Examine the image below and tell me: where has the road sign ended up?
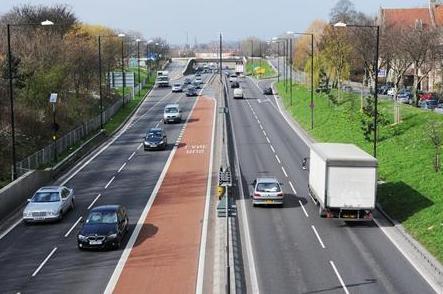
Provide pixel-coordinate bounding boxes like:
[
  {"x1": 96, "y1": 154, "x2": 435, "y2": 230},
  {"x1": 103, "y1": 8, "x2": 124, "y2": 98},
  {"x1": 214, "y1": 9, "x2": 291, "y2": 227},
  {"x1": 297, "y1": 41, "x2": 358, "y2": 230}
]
[
  {"x1": 378, "y1": 68, "x2": 386, "y2": 78},
  {"x1": 49, "y1": 93, "x2": 58, "y2": 103},
  {"x1": 218, "y1": 167, "x2": 232, "y2": 186}
]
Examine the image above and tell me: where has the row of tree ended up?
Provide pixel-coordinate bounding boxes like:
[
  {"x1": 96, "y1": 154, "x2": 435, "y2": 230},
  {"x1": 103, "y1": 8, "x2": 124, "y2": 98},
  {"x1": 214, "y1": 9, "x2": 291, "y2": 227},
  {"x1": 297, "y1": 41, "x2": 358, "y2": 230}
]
[{"x1": 0, "y1": 4, "x2": 169, "y2": 184}]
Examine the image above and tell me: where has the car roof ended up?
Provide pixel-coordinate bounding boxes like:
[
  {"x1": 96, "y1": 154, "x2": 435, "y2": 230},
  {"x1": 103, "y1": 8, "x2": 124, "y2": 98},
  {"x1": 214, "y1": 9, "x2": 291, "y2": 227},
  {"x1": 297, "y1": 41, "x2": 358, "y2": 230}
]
[
  {"x1": 148, "y1": 127, "x2": 163, "y2": 132},
  {"x1": 165, "y1": 103, "x2": 179, "y2": 108},
  {"x1": 256, "y1": 177, "x2": 279, "y2": 184},
  {"x1": 37, "y1": 186, "x2": 63, "y2": 192},
  {"x1": 90, "y1": 205, "x2": 121, "y2": 212}
]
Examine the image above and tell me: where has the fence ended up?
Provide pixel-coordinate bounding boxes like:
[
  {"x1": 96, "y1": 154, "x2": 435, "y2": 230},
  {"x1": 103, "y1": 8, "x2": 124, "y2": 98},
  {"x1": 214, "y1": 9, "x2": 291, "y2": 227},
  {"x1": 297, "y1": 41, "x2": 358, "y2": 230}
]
[{"x1": 15, "y1": 79, "x2": 148, "y2": 176}]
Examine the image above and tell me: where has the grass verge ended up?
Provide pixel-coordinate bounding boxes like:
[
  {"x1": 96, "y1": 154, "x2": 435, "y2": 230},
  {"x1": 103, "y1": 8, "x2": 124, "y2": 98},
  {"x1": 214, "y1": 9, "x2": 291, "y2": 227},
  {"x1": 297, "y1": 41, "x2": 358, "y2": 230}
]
[
  {"x1": 276, "y1": 81, "x2": 443, "y2": 262},
  {"x1": 246, "y1": 58, "x2": 277, "y2": 78}
]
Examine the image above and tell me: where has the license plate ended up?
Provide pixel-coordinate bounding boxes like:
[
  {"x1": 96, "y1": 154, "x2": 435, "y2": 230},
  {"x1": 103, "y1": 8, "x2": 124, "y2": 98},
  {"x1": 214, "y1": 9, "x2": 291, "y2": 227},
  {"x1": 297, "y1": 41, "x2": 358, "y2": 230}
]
[
  {"x1": 89, "y1": 240, "x2": 102, "y2": 245},
  {"x1": 150, "y1": 144, "x2": 157, "y2": 147},
  {"x1": 33, "y1": 217, "x2": 45, "y2": 220},
  {"x1": 265, "y1": 200, "x2": 273, "y2": 204}
]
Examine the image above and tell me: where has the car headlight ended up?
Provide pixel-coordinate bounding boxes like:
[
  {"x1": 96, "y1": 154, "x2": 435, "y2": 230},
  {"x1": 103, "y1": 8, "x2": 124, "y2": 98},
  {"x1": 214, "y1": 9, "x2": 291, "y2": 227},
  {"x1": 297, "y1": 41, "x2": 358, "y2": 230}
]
[
  {"x1": 48, "y1": 210, "x2": 59, "y2": 216},
  {"x1": 23, "y1": 211, "x2": 31, "y2": 217},
  {"x1": 159, "y1": 140, "x2": 164, "y2": 144},
  {"x1": 108, "y1": 233, "x2": 117, "y2": 239},
  {"x1": 78, "y1": 234, "x2": 87, "y2": 241}
]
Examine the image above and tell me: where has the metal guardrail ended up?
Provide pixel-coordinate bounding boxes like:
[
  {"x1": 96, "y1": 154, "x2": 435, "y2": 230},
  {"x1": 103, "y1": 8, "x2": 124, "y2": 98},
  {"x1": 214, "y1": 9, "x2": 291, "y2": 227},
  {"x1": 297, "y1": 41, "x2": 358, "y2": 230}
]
[{"x1": 15, "y1": 79, "x2": 148, "y2": 176}]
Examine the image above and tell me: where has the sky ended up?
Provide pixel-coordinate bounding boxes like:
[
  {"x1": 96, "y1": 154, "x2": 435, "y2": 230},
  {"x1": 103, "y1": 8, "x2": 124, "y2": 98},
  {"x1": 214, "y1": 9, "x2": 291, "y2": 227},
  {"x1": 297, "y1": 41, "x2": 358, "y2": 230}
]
[{"x1": 0, "y1": 0, "x2": 429, "y2": 44}]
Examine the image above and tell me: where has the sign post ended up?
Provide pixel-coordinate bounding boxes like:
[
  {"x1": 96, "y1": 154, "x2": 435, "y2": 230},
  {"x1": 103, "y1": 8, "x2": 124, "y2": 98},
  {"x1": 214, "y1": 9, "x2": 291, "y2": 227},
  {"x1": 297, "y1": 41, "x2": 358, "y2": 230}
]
[{"x1": 49, "y1": 93, "x2": 58, "y2": 164}]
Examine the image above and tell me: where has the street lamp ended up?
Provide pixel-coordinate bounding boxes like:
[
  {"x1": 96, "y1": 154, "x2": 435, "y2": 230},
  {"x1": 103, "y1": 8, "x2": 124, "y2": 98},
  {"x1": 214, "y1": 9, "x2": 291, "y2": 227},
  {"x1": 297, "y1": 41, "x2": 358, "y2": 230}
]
[
  {"x1": 146, "y1": 39, "x2": 154, "y2": 81},
  {"x1": 6, "y1": 20, "x2": 54, "y2": 180},
  {"x1": 136, "y1": 39, "x2": 142, "y2": 96},
  {"x1": 333, "y1": 21, "x2": 380, "y2": 158},
  {"x1": 286, "y1": 32, "x2": 295, "y2": 105},
  {"x1": 118, "y1": 33, "x2": 126, "y2": 107},
  {"x1": 272, "y1": 37, "x2": 281, "y2": 83}
]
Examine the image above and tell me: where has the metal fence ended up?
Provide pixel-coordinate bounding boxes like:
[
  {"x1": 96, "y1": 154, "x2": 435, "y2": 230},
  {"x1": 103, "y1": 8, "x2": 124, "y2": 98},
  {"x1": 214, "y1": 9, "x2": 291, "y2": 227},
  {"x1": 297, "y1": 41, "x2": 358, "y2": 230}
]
[{"x1": 15, "y1": 79, "x2": 148, "y2": 176}]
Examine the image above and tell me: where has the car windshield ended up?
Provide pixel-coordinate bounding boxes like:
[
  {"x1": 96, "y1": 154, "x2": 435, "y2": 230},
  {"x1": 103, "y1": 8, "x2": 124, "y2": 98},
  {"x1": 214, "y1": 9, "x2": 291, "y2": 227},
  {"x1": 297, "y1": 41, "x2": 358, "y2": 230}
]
[
  {"x1": 147, "y1": 130, "x2": 162, "y2": 138},
  {"x1": 86, "y1": 211, "x2": 118, "y2": 224},
  {"x1": 158, "y1": 77, "x2": 168, "y2": 81},
  {"x1": 256, "y1": 182, "x2": 280, "y2": 192},
  {"x1": 174, "y1": 84, "x2": 181, "y2": 87},
  {"x1": 165, "y1": 107, "x2": 178, "y2": 113},
  {"x1": 32, "y1": 191, "x2": 60, "y2": 202}
]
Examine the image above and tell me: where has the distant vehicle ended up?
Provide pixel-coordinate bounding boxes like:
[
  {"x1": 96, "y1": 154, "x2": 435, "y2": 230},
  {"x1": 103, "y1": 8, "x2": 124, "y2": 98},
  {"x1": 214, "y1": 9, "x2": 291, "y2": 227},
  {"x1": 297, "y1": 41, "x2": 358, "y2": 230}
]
[
  {"x1": 434, "y1": 105, "x2": 443, "y2": 114},
  {"x1": 77, "y1": 205, "x2": 129, "y2": 250},
  {"x1": 377, "y1": 85, "x2": 390, "y2": 95},
  {"x1": 144, "y1": 127, "x2": 167, "y2": 150},
  {"x1": 229, "y1": 74, "x2": 238, "y2": 83},
  {"x1": 235, "y1": 62, "x2": 244, "y2": 75},
  {"x1": 185, "y1": 86, "x2": 198, "y2": 96},
  {"x1": 183, "y1": 78, "x2": 192, "y2": 85},
  {"x1": 341, "y1": 85, "x2": 353, "y2": 92},
  {"x1": 172, "y1": 83, "x2": 183, "y2": 92},
  {"x1": 251, "y1": 177, "x2": 284, "y2": 206},
  {"x1": 23, "y1": 186, "x2": 75, "y2": 223},
  {"x1": 163, "y1": 103, "x2": 182, "y2": 123},
  {"x1": 233, "y1": 88, "x2": 244, "y2": 99},
  {"x1": 156, "y1": 75, "x2": 170, "y2": 88},
  {"x1": 192, "y1": 80, "x2": 201, "y2": 89},
  {"x1": 157, "y1": 70, "x2": 169, "y2": 77},
  {"x1": 396, "y1": 91, "x2": 413, "y2": 104},
  {"x1": 263, "y1": 87, "x2": 273, "y2": 95},
  {"x1": 195, "y1": 76, "x2": 203, "y2": 84},
  {"x1": 419, "y1": 92, "x2": 439, "y2": 101},
  {"x1": 419, "y1": 99, "x2": 438, "y2": 110},
  {"x1": 231, "y1": 81, "x2": 240, "y2": 88},
  {"x1": 387, "y1": 87, "x2": 396, "y2": 96},
  {"x1": 225, "y1": 71, "x2": 231, "y2": 77},
  {"x1": 307, "y1": 143, "x2": 377, "y2": 221}
]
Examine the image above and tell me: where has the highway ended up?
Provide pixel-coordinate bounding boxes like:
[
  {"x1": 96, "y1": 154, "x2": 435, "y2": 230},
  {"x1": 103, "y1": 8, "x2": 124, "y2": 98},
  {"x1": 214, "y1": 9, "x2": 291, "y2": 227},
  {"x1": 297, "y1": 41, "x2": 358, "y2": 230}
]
[
  {"x1": 0, "y1": 60, "x2": 213, "y2": 293},
  {"x1": 227, "y1": 75, "x2": 436, "y2": 294}
]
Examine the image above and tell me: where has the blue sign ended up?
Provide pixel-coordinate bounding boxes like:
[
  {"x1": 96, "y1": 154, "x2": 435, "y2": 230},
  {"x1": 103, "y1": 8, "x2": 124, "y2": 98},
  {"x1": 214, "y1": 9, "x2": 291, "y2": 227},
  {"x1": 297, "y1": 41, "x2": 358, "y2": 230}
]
[{"x1": 147, "y1": 52, "x2": 158, "y2": 61}]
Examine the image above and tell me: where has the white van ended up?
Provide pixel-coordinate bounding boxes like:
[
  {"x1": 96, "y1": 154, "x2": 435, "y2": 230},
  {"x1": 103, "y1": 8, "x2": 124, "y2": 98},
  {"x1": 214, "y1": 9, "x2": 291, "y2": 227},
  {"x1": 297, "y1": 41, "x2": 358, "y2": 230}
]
[{"x1": 233, "y1": 88, "x2": 244, "y2": 99}]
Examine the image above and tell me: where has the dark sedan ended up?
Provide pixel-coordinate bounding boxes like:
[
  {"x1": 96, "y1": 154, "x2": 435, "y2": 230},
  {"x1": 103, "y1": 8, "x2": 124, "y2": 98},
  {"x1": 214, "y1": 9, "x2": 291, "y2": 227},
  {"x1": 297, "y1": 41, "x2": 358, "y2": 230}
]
[
  {"x1": 263, "y1": 87, "x2": 273, "y2": 95},
  {"x1": 186, "y1": 86, "x2": 198, "y2": 96},
  {"x1": 77, "y1": 205, "x2": 129, "y2": 250},
  {"x1": 144, "y1": 128, "x2": 167, "y2": 150},
  {"x1": 231, "y1": 81, "x2": 240, "y2": 88}
]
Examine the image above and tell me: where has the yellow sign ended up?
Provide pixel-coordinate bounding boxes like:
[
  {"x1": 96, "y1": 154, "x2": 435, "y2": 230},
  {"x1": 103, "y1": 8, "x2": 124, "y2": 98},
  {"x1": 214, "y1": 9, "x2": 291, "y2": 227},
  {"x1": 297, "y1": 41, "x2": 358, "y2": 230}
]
[
  {"x1": 217, "y1": 185, "x2": 226, "y2": 200},
  {"x1": 254, "y1": 67, "x2": 265, "y2": 75}
]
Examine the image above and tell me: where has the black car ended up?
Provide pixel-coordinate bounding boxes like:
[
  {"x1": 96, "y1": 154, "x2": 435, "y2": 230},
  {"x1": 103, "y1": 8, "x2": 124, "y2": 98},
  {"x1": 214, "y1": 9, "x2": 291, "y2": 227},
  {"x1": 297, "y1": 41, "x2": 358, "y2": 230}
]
[
  {"x1": 77, "y1": 205, "x2": 128, "y2": 250},
  {"x1": 186, "y1": 86, "x2": 198, "y2": 96},
  {"x1": 183, "y1": 78, "x2": 192, "y2": 85},
  {"x1": 144, "y1": 128, "x2": 167, "y2": 150},
  {"x1": 231, "y1": 81, "x2": 240, "y2": 88},
  {"x1": 263, "y1": 87, "x2": 273, "y2": 95}
]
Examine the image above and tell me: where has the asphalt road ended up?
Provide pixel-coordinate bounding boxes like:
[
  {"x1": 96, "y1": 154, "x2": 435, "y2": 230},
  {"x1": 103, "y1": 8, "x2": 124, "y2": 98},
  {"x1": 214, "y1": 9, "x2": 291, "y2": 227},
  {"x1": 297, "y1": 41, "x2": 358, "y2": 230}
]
[
  {"x1": 227, "y1": 76, "x2": 435, "y2": 294},
  {"x1": 0, "y1": 60, "x2": 212, "y2": 293}
]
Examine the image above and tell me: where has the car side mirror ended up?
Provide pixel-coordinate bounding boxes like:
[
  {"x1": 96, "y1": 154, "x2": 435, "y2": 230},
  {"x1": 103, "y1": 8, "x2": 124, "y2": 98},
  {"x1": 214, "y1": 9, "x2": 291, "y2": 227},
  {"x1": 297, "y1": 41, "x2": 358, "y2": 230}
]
[
  {"x1": 80, "y1": 218, "x2": 85, "y2": 223},
  {"x1": 27, "y1": 198, "x2": 31, "y2": 202}
]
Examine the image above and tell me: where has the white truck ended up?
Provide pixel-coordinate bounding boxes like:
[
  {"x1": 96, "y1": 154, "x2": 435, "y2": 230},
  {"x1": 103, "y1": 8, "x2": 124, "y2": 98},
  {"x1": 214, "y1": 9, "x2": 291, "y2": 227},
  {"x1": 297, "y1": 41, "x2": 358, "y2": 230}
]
[
  {"x1": 235, "y1": 62, "x2": 244, "y2": 75},
  {"x1": 156, "y1": 71, "x2": 170, "y2": 87},
  {"x1": 307, "y1": 143, "x2": 377, "y2": 221}
]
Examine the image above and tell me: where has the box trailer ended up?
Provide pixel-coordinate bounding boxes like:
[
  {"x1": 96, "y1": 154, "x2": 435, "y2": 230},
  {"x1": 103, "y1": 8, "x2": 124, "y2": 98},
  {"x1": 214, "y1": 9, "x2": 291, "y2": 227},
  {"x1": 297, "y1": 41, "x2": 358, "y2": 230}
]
[{"x1": 308, "y1": 143, "x2": 377, "y2": 221}]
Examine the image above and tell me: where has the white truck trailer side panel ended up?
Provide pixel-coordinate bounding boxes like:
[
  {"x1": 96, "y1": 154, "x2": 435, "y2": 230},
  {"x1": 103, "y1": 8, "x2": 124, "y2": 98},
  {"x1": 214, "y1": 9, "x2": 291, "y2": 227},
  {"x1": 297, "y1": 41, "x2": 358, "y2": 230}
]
[
  {"x1": 327, "y1": 166, "x2": 376, "y2": 208},
  {"x1": 309, "y1": 149, "x2": 327, "y2": 207}
]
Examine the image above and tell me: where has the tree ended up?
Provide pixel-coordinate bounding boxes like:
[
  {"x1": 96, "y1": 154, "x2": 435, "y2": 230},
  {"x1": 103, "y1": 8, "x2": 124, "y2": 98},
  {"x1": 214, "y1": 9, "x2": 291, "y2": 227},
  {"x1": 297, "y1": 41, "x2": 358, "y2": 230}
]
[
  {"x1": 329, "y1": 0, "x2": 358, "y2": 24},
  {"x1": 427, "y1": 121, "x2": 442, "y2": 172}
]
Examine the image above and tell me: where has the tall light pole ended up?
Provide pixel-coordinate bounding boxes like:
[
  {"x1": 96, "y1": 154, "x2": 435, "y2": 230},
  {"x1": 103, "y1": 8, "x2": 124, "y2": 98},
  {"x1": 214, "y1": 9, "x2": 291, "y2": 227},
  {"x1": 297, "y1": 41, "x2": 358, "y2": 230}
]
[
  {"x1": 118, "y1": 33, "x2": 126, "y2": 107},
  {"x1": 334, "y1": 22, "x2": 380, "y2": 158},
  {"x1": 219, "y1": 33, "x2": 223, "y2": 81},
  {"x1": 146, "y1": 39, "x2": 154, "y2": 82},
  {"x1": 136, "y1": 39, "x2": 141, "y2": 96},
  {"x1": 6, "y1": 19, "x2": 54, "y2": 180}
]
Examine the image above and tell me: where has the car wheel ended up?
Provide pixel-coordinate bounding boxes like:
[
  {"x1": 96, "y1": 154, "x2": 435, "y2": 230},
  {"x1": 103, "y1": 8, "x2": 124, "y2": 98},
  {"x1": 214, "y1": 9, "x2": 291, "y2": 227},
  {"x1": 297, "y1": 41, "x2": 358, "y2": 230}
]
[
  {"x1": 71, "y1": 199, "x2": 75, "y2": 210},
  {"x1": 23, "y1": 220, "x2": 30, "y2": 226},
  {"x1": 58, "y1": 211, "x2": 63, "y2": 222}
]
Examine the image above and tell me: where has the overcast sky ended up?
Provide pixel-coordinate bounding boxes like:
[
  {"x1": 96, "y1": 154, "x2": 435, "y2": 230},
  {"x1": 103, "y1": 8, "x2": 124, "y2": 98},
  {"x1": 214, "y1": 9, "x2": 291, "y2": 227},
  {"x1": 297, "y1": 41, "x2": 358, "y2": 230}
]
[{"x1": 0, "y1": 0, "x2": 428, "y2": 44}]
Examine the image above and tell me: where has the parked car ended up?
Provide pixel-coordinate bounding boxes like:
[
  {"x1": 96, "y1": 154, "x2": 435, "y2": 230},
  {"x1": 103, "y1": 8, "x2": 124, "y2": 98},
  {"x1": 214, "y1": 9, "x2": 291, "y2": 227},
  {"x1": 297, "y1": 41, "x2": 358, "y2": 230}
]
[
  {"x1": 377, "y1": 85, "x2": 390, "y2": 95},
  {"x1": 77, "y1": 205, "x2": 129, "y2": 250},
  {"x1": 144, "y1": 128, "x2": 167, "y2": 151},
  {"x1": 163, "y1": 104, "x2": 182, "y2": 123},
  {"x1": 397, "y1": 90, "x2": 413, "y2": 104},
  {"x1": 341, "y1": 85, "x2": 353, "y2": 92},
  {"x1": 171, "y1": 83, "x2": 183, "y2": 92},
  {"x1": 434, "y1": 105, "x2": 443, "y2": 114},
  {"x1": 185, "y1": 86, "x2": 198, "y2": 96},
  {"x1": 263, "y1": 87, "x2": 273, "y2": 95},
  {"x1": 387, "y1": 87, "x2": 397, "y2": 96},
  {"x1": 23, "y1": 186, "x2": 75, "y2": 223},
  {"x1": 419, "y1": 99, "x2": 438, "y2": 110},
  {"x1": 233, "y1": 88, "x2": 244, "y2": 99},
  {"x1": 251, "y1": 177, "x2": 284, "y2": 206},
  {"x1": 231, "y1": 81, "x2": 240, "y2": 88},
  {"x1": 419, "y1": 92, "x2": 439, "y2": 101}
]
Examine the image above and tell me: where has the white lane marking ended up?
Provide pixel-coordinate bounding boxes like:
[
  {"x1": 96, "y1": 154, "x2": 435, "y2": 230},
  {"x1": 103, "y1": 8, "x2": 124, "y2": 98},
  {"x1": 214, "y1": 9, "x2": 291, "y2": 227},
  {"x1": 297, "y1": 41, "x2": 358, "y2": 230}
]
[
  {"x1": 289, "y1": 181, "x2": 297, "y2": 195},
  {"x1": 137, "y1": 143, "x2": 143, "y2": 150},
  {"x1": 275, "y1": 155, "x2": 281, "y2": 164},
  {"x1": 104, "y1": 96, "x2": 199, "y2": 294},
  {"x1": 281, "y1": 166, "x2": 288, "y2": 177},
  {"x1": 330, "y1": 261, "x2": 350, "y2": 294},
  {"x1": 155, "y1": 121, "x2": 160, "y2": 128},
  {"x1": 64, "y1": 217, "x2": 82, "y2": 238},
  {"x1": 259, "y1": 124, "x2": 264, "y2": 130},
  {"x1": 88, "y1": 194, "x2": 102, "y2": 210},
  {"x1": 0, "y1": 218, "x2": 22, "y2": 240},
  {"x1": 262, "y1": 130, "x2": 267, "y2": 137},
  {"x1": 196, "y1": 96, "x2": 217, "y2": 294},
  {"x1": 104, "y1": 176, "x2": 115, "y2": 189},
  {"x1": 311, "y1": 225, "x2": 326, "y2": 249},
  {"x1": 32, "y1": 247, "x2": 57, "y2": 277},
  {"x1": 128, "y1": 152, "x2": 136, "y2": 161},
  {"x1": 270, "y1": 145, "x2": 276, "y2": 153},
  {"x1": 299, "y1": 200, "x2": 309, "y2": 217},
  {"x1": 266, "y1": 137, "x2": 270, "y2": 144},
  {"x1": 118, "y1": 162, "x2": 127, "y2": 173}
]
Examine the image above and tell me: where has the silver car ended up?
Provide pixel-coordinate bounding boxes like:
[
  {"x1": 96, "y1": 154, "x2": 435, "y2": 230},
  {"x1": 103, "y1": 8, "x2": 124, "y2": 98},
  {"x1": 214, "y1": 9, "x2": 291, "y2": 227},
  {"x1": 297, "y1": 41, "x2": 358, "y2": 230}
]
[
  {"x1": 163, "y1": 104, "x2": 182, "y2": 124},
  {"x1": 23, "y1": 186, "x2": 75, "y2": 223},
  {"x1": 251, "y1": 177, "x2": 284, "y2": 206}
]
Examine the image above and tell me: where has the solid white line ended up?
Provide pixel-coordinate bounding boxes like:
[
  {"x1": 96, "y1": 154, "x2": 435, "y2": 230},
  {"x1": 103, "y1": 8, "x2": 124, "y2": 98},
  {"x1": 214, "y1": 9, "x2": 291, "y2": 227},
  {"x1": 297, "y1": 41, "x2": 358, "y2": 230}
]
[
  {"x1": 64, "y1": 217, "x2": 82, "y2": 238},
  {"x1": 275, "y1": 155, "x2": 281, "y2": 164},
  {"x1": 137, "y1": 143, "x2": 143, "y2": 150},
  {"x1": 299, "y1": 200, "x2": 309, "y2": 217},
  {"x1": 104, "y1": 176, "x2": 115, "y2": 189},
  {"x1": 88, "y1": 193, "x2": 101, "y2": 210},
  {"x1": 266, "y1": 137, "x2": 270, "y2": 144},
  {"x1": 270, "y1": 145, "x2": 276, "y2": 153},
  {"x1": 118, "y1": 162, "x2": 127, "y2": 173},
  {"x1": 330, "y1": 261, "x2": 350, "y2": 294},
  {"x1": 262, "y1": 130, "x2": 267, "y2": 137},
  {"x1": 281, "y1": 166, "x2": 288, "y2": 177},
  {"x1": 259, "y1": 124, "x2": 264, "y2": 130},
  {"x1": 128, "y1": 152, "x2": 136, "y2": 161},
  {"x1": 196, "y1": 96, "x2": 217, "y2": 294},
  {"x1": 289, "y1": 181, "x2": 297, "y2": 195},
  {"x1": 0, "y1": 218, "x2": 22, "y2": 240},
  {"x1": 104, "y1": 95, "x2": 199, "y2": 294},
  {"x1": 311, "y1": 225, "x2": 326, "y2": 249},
  {"x1": 32, "y1": 247, "x2": 57, "y2": 277}
]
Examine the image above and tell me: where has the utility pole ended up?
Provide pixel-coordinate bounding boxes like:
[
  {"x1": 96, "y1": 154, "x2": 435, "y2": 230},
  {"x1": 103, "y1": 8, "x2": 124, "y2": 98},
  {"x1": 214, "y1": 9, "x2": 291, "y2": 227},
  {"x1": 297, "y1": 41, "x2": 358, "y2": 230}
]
[{"x1": 220, "y1": 33, "x2": 223, "y2": 81}]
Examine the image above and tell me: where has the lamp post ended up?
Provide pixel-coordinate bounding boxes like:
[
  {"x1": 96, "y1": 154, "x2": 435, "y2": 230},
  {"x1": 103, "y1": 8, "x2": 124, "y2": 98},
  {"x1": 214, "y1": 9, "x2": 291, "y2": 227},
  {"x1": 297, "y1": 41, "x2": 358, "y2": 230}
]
[
  {"x1": 334, "y1": 22, "x2": 380, "y2": 158},
  {"x1": 118, "y1": 33, "x2": 126, "y2": 107},
  {"x1": 286, "y1": 32, "x2": 295, "y2": 105},
  {"x1": 146, "y1": 39, "x2": 154, "y2": 82},
  {"x1": 136, "y1": 39, "x2": 141, "y2": 96},
  {"x1": 6, "y1": 20, "x2": 54, "y2": 180}
]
